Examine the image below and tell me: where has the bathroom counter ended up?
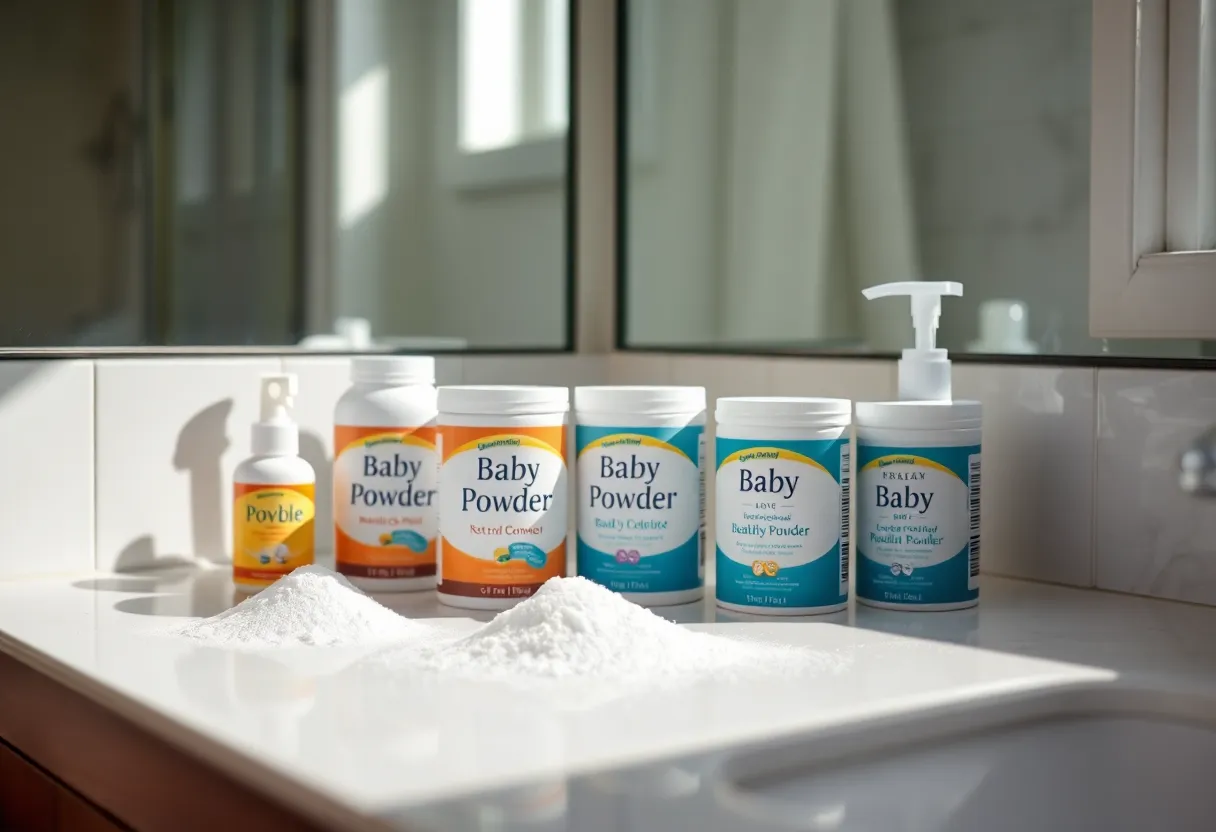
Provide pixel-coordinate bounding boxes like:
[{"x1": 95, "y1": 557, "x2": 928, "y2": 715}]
[{"x1": 0, "y1": 570, "x2": 1214, "y2": 830}]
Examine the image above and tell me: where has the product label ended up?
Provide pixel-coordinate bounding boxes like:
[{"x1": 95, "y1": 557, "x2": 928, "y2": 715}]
[
  {"x1": 715, "y1": 436, "x2": 849, "y2": 610},
  {"x1": 855, "y1": 442, "x2": 980, "y2": 607},
  {"x1": 576, "y1": 424, "x2": 704, "y2": 595},
  {"x1": 333, "y1": 425, "x2": 438, "y2": 579},
  {"x1": 233, "y1": 483, "x2": 315, "y2": 586},
  {"x1": 437, "y1": 424, "x2": 567, "y2": 600}
]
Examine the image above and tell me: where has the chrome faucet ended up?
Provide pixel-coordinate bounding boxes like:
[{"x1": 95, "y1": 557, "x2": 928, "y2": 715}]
[{"x1": 1180, "y1": 427, "x2": 1216, "y2": 496}]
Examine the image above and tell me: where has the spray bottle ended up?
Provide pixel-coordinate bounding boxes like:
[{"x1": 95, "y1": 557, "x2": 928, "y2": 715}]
[
  {"x1": 854, "y1": 282, "x2": 981, "y2": 611},
  {"x1": 233, "y1": 374, "x2": 316, "y2": 594}
]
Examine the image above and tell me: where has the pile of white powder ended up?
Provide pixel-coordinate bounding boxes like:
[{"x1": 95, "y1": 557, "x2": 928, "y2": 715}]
[
  {"x1": 404, "y1": 576, "x2": 842, "y2": 684},
  {"x1": 175, "y1": 565, "x2": 429, "y2": 648},
  {"x1": 175, "y1": 569, "x2": 845, "y2": 688}
]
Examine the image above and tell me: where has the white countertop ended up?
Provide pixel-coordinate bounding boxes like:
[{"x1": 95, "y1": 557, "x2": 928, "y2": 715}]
[{"x1": 1, "y1": 569, "x2": 1215, "y2": 830}]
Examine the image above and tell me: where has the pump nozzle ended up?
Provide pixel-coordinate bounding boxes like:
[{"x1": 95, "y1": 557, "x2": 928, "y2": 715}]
[
  {"x1": 862, "y1": 281, "x2": 963, "y2": 402},
  {"x1": 253, "y1": 374, "x2": 299, "y2": 455}
]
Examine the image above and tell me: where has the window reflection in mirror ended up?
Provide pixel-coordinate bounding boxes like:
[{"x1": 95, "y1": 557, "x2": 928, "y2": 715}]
[
  {"x1": 0, "y1": 0, "x2": 570, "y2": 349},
  {"x1": 621, "y1": 0, "x2": 1215, "y2": 358}
]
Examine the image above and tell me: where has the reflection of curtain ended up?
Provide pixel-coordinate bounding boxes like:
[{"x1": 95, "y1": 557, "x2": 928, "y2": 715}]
[{"x1": 719, "y1": 0, "x2": 917, "y2": 351}]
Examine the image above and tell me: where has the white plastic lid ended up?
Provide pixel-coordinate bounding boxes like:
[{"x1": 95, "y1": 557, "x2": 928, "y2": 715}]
[
  {"x1": 717, "y1": 396, "x2": 852, "y2": 428},
  {"x1": 854, "y1": 400, "x2": 982, "y2": 430},
  {"x1": 574, "y1": 386, "x2": 705, "y2": 415},
  {"x1": 351, "y1": 355, "x2": 435, "y2": 386},
  {"x1": 438, "y1": 385, "x2": 569, "y2": 416}
]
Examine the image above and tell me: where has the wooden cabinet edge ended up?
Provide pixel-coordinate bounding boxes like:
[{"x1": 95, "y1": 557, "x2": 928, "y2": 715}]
[{"x1": 0, "y1": 651, "x2": 379, "y2": 832}]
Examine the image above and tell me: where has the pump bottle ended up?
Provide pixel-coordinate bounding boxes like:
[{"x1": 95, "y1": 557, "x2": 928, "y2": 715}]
[
  {"x1": 854, "y1": 282, "x2": 982, "y2": 611},
  {"x1": 233, "y1": 374, "x2": 316, "y2": 594}
]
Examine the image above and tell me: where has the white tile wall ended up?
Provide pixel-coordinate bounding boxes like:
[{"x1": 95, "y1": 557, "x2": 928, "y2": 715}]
[
  {"x1": 461, "y1": 354, "x2": 604, "y2": 389},
  {"x1": 1095, "y1": 369, "x2": 1216, "y2": 605},
  {"x1": 605, "y1": 352, "x2": 673, "y2": 385},
  {"x1": 770, "y1": 358, "x2": 895, "y2": 402},
  {"x1": 94, "y1": 358, "x2": 280, "y2": 572},
  {"x1": 5, "y1": 352, "x2": 1216, "y2": 610},
  {"x1": 954, "y1": 364, "x2": 1096, "y2": 587},
  {"x1": 0, "y1": 361, "x2": 93, "y2": 575}
]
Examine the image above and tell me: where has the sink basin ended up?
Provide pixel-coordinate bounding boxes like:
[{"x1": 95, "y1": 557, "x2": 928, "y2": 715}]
[{"x1": 721, "y1": 687, "x2": 1216, "y2": 832}]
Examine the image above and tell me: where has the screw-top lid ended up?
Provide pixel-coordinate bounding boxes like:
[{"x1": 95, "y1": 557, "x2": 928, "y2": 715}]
[
  {"x1": 351, "y1": 355, "x2": 435, "y2": 386},
  {"x1": 854, "y1": 400, "x2": 982, "y2": 430},
  {"x1": 252, "y1": 374, "x2": 299, "y2": 455},
  {"x1": 862, "y1": 281, "x2": 963, "y2": 402},
  {"x1": 438, "y1": 385, "x2": 569, "y2": 416},
  {"x1": 716, "y1": 396, "x2": 852, "y2": 428},
  {"x1": 574, "y1": 386, "x2": 705, "y2": 415}
]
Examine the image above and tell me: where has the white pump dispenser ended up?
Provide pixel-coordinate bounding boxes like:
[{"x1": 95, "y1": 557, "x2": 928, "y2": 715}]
[
  {"x1": 251, "y1": 374, "x2": 300, "y2": 456},
  {"x1": 862, "y1": 281, "x2": 963, "y2": 402}
]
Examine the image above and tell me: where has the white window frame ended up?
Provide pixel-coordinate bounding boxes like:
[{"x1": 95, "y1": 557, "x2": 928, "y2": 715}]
[{"x1": 1091, "y1": 0, "x2": 1216, "y2": 338}]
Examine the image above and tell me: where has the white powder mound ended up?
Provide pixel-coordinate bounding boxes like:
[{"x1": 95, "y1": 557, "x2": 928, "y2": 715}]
[
  {"x1": 175, "y1": 565, "x2": 429, "y2": 648},
  {"x1": 413, "y1": 576, "x2": 841, "y2": 683}
]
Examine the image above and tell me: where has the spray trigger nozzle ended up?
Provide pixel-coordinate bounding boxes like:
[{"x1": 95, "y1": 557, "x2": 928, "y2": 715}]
[{"x1": 260, "y1": 374, "x2": 298, "y2": 425}]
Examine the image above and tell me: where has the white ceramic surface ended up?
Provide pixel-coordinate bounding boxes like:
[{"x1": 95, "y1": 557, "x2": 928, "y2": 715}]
[
  {"x1": 0, "y1": 361, "x2": 93, "y2": 575},
  {"x1": 0, "y1": 571, "x2": 1163, "y2": 829},
  {"x1": 953, "y1": 364, "x2": 1096, "y2": 586},
  {"x1": 94, "y1": 358, "x2": 281, "y2": 571},
  {"x1": 1095, "y1": 369, "x2": 1216, "y2": 605}
]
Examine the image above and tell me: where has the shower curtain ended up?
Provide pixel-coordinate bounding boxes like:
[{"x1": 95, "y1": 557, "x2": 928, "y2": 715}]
[{"x1": 718, "y1": 0, "x2": 918, "y2": 351}]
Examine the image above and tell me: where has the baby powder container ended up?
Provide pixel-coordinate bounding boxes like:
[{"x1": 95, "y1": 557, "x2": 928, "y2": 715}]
[
  {"x1": 333, "y1": 355, "x2": 438, "y2": 592},
  {"x1": 436, "y1": 386, "x2": 570, "y2": 610},
  {"x1": 233, "y1": 375, "x2": 316, "y2": 594},
  {"x1": 855, "y1": 281, "x2": 982, "y2": 611},
  {"x1": 574, "y1": 386, "x2": 706, "y2": 606},
  {"x1": 715, "y1": 397, "x2": 852, "y2": 615}
]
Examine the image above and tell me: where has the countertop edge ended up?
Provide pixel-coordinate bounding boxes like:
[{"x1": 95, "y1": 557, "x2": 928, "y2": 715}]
[{"x1": 0, "y1": 630, "x2": 390, "y2": 832}]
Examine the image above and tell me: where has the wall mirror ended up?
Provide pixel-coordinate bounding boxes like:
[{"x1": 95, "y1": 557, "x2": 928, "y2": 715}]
[
  {"x1": 0, "y1": 0, "x2": 572, "y2": 350},
  {"x1": 619, "y1": 0, "x2": 1216, "y2": 359}
]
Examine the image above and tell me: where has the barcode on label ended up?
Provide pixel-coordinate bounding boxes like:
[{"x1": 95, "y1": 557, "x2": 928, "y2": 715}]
[
  {"x1": 968, "y1": 454, "x2": 981, "y2": 588},
  {"x1": 840, "y1": 445, "x2": 851, "y2": 591}
]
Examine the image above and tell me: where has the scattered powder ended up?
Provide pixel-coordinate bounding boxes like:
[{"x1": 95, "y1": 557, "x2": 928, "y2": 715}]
[
  {"x1": 402, "y1": 576, "x2": 844, "y2": 684},
  {"x1": 175, "y1": 565, "x2": 430, "y2": 648}
]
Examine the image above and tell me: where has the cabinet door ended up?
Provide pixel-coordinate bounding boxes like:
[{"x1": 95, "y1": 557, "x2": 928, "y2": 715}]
[
  {"x1": 0, "y1": 741, "x2": 56, "y2": 832},
  {"x1": 56, "y1": 790, "x2": 126, "y2": 832}
]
